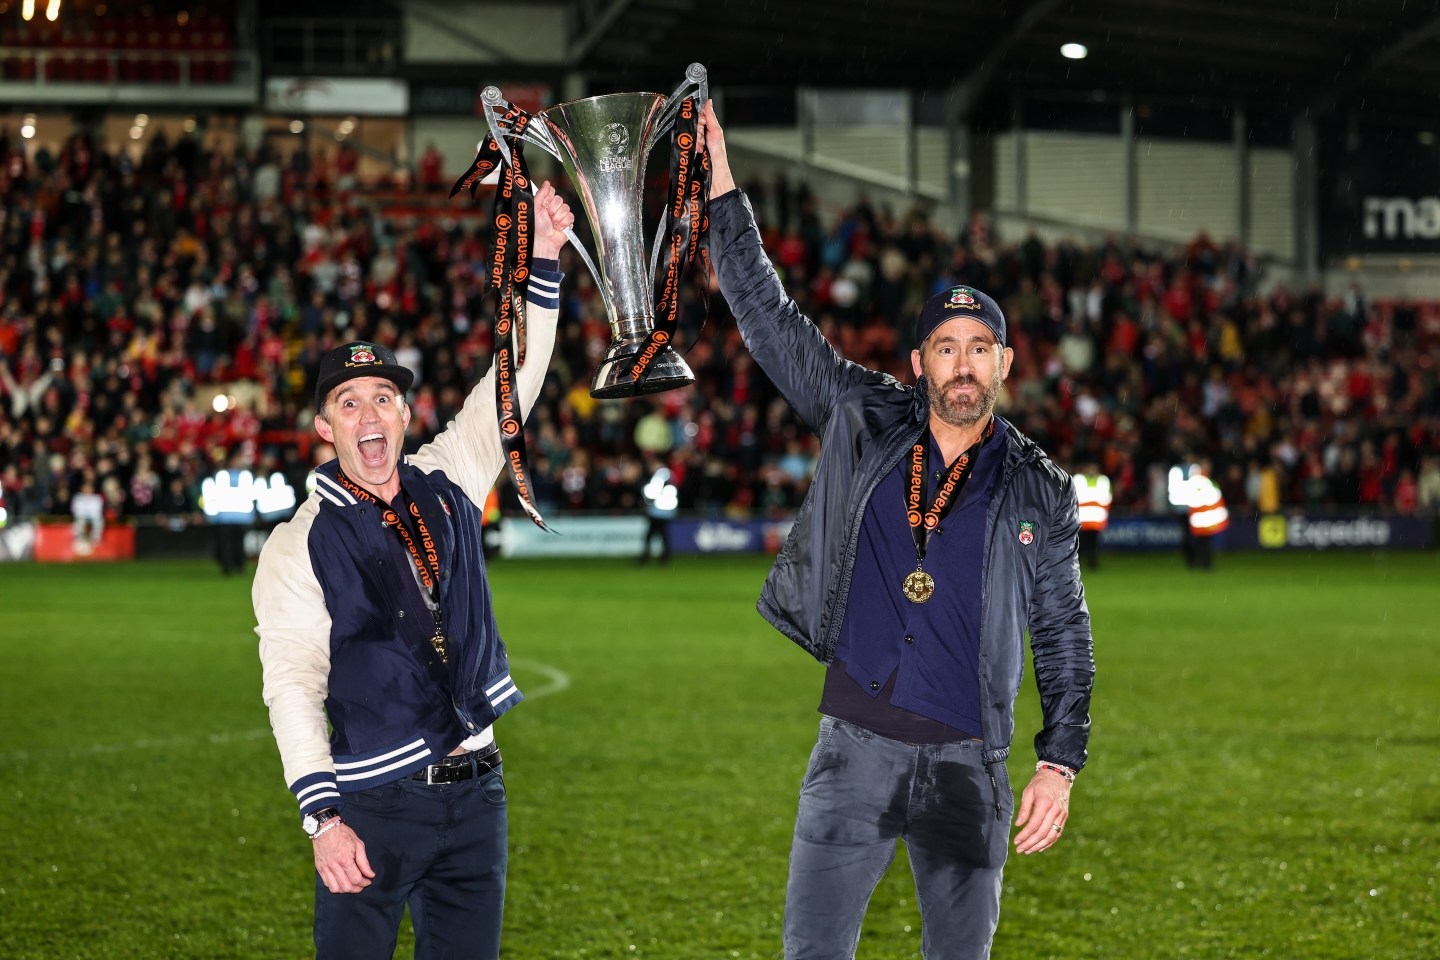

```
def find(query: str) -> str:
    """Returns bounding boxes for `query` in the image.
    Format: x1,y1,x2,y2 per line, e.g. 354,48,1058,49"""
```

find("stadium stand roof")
565,0,1440,131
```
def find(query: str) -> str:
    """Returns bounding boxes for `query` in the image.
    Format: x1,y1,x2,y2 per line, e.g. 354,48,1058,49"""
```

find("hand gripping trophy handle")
482,64,709,398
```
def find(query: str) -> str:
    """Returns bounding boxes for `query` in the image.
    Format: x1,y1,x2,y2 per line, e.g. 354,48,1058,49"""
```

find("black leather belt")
412,744,501,785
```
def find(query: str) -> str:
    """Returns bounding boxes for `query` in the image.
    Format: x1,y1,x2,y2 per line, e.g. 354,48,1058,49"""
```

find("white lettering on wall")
1363,196,1440,239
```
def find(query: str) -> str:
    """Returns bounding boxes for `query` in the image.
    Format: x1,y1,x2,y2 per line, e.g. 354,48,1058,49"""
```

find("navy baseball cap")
916,285,1007,348
314,341,415,408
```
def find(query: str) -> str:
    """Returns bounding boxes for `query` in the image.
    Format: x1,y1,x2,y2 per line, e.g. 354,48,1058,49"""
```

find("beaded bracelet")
310,816,344,841
1036,760,1076,783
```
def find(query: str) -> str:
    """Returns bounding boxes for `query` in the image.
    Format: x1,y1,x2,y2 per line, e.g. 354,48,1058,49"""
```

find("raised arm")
408,182,574,501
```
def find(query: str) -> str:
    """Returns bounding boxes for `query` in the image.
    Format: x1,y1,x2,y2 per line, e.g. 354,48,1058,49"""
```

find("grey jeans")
783,717,1013,960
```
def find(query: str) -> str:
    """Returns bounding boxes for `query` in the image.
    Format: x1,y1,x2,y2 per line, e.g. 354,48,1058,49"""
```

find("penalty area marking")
2,658,573,764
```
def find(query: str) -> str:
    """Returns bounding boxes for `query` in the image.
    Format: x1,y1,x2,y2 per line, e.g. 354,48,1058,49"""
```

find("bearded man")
702,103,1095,960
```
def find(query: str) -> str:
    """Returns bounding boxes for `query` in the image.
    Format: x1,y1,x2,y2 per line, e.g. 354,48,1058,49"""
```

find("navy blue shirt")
823,417,1009,739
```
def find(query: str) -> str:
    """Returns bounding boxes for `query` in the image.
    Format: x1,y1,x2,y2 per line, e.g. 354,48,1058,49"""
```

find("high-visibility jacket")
1188,476,1229,536
1073,474,1111,531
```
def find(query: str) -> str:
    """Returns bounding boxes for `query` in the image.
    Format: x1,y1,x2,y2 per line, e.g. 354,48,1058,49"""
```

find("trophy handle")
480,85,561,162
646,63,708,289
649,62,708,152
480,86,607,310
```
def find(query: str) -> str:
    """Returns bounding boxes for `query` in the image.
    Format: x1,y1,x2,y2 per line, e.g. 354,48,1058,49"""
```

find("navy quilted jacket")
710,191,1094,771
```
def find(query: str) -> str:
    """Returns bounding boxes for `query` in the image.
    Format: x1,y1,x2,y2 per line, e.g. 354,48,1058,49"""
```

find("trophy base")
590,345,696,399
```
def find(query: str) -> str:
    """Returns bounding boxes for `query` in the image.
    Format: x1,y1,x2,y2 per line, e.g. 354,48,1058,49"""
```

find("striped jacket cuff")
526,261,562,309
484,671,521,710
291,772,343,815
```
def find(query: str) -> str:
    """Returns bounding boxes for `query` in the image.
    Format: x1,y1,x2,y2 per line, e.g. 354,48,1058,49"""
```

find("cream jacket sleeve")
408,269,561,505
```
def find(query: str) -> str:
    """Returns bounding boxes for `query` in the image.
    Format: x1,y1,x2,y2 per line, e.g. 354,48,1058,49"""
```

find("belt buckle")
425,764,441,785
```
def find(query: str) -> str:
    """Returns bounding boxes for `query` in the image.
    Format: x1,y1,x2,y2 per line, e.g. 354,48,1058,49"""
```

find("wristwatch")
301,807,342,838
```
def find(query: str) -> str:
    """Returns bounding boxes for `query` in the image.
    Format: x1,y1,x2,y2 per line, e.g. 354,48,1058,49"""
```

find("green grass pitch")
1,550,1437,959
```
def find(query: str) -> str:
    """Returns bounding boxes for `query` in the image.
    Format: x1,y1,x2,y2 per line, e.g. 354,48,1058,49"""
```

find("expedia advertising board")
1322,127,1440,256
1234,515,1430,551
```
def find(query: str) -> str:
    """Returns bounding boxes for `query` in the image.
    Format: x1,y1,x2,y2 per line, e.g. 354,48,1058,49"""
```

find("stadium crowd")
3,125,1440,534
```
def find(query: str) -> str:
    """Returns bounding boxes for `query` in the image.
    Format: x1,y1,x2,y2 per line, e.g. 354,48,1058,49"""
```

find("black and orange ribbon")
451,110,551,531
904,418,996,564
630,96,712,385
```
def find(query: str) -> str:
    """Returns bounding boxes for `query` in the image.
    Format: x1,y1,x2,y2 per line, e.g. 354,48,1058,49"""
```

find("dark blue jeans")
784,718,1013,960
314,765,508,960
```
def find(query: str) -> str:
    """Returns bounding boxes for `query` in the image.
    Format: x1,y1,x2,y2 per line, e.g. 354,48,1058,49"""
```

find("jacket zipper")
985,761,1003,820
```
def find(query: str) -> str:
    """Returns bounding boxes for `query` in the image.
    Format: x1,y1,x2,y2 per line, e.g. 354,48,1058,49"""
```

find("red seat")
208,27,233,82
119,25,143,80
4,52,37,81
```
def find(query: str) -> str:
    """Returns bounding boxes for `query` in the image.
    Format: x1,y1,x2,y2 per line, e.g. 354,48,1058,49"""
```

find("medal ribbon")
904,418,995,566
336,471,449,663
450,108,551,531
630,96,712,384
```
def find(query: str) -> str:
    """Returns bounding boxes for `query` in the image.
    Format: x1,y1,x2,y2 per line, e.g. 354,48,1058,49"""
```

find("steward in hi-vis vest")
1176,461,1227,570
1072,465,1111,571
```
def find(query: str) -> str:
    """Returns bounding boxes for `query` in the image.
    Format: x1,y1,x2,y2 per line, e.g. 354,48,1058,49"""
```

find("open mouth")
357,432,388,467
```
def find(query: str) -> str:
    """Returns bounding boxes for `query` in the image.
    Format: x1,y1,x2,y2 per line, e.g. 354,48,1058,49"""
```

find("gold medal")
902,569,935,603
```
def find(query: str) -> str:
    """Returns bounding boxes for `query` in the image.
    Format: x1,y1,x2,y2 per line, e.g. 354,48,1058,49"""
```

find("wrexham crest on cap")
347,344,378,366
1018,520,1035,545
945,286,981,311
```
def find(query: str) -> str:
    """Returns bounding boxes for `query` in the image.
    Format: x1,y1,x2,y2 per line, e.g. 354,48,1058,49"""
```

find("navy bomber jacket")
709,191,1095,772
254,265,561,817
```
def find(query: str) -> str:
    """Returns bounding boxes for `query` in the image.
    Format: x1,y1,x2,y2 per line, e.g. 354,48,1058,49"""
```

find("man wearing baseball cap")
703,103,1094,959
254,183,575,959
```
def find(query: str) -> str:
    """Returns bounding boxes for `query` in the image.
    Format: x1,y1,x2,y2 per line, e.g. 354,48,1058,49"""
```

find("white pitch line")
508,657,572,700
1,659,573,765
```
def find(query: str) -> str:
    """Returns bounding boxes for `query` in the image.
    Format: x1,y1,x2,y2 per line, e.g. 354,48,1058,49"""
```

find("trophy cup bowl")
483,65,707,399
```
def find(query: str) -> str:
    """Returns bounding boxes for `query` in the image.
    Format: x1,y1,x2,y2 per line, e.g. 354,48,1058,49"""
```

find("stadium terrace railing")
0,47,258,104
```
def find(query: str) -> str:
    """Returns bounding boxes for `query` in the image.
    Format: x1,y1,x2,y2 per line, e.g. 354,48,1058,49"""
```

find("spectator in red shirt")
418,142,445,193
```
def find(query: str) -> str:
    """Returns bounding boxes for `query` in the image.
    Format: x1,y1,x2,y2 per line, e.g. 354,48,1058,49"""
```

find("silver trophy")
482,64,708,398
